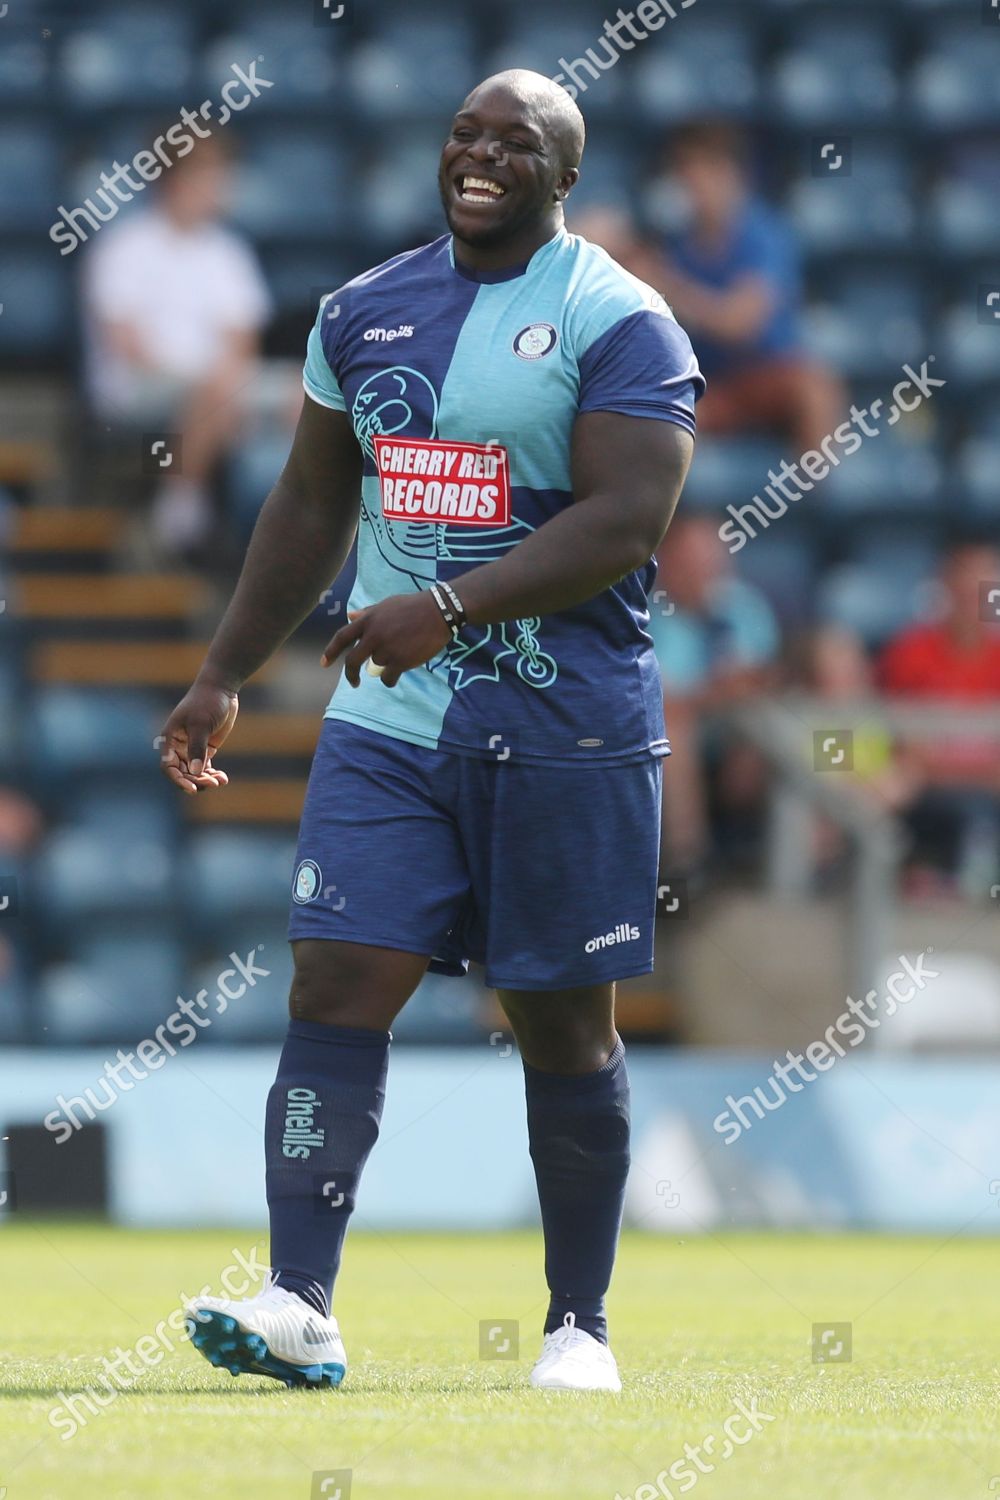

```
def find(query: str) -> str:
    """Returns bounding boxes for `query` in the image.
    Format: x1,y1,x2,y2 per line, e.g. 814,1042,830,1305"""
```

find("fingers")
159,722,229,796
321,610,368,668
343,637,373,688
160,757,227,796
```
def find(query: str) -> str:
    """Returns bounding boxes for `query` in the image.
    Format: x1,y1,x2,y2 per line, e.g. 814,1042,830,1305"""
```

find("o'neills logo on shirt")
373,436,511,526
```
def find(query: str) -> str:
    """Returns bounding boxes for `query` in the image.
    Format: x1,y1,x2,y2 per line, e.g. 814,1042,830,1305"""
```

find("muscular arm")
329,411,694,688
160,395,362,790
457,412,694,624
198,396,362,692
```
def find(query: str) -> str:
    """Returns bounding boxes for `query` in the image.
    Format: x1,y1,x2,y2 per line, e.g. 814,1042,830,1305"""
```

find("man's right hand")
159,682,239,796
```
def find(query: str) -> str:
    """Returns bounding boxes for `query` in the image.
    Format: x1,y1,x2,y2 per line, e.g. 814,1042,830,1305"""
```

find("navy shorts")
288,720,662,991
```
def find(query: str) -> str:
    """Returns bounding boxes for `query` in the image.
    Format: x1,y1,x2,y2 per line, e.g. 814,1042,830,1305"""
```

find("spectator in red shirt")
879,540,1000,893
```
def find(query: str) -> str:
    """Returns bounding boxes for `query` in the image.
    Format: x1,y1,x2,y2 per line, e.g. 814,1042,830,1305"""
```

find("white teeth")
460,175,504,201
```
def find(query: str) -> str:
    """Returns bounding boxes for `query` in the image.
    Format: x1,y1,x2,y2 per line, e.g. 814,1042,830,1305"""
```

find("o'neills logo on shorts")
373,437,511,526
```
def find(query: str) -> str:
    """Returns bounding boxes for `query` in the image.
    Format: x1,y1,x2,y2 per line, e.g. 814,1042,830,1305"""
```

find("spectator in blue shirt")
649,514,780,876
644,120,844,455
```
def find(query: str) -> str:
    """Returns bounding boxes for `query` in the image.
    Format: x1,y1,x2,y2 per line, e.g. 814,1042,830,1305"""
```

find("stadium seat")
201,14,344,114
956,438,1000,516
788,142,916,254
632,17,758,123
487,14,629,114
909,21,1000,129
937,306,1000,385
849,527,939,583
349,12,478,118
733,531,818,626
31,826,175,928
679,437,787,513
354,131,446,245
0,253,73,356
0,986,30,1044
225,430,290,539
230,131,350,239
0,125,62,230
38,929,185,1044
58,8,196,107
816,561,931,648
31,687,164,778
562,137,637,212
0,660,22,775
803,272,927,382
822,434,943,515
259,249,356,318
930,178,1000,257
186,919,292,1041
770,17,898,125
0,26,51,103
0,937,32,1042
183,829,298,935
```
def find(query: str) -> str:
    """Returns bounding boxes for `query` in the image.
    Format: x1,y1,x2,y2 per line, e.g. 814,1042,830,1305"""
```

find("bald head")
440,69,585,264
464,70,586,173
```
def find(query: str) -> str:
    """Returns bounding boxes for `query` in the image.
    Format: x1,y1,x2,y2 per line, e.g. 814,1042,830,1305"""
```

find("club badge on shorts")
292,859,322,904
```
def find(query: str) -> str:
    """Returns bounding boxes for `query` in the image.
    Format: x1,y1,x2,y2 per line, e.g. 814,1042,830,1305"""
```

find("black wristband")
429,584,465,641
435,580,467,631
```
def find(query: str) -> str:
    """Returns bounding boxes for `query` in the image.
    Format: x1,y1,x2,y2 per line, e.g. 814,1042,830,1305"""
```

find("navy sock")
265,1019,389,1318
524,1039,630,1346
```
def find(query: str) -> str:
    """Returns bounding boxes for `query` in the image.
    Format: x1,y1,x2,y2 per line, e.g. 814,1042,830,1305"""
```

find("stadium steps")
30,640,276,687
0,439,56,487
8,505,126,554
186,777,306,824
13,573,211,620
223,712,320,757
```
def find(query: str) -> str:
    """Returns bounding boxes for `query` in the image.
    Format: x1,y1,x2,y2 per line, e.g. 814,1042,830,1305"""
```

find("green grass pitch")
1,1224,998,1500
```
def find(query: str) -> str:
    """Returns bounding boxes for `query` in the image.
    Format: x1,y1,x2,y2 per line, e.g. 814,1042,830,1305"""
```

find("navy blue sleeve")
577,309,706,436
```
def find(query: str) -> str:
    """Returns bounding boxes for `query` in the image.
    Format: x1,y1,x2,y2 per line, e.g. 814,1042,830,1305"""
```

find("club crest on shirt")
512,323,558,361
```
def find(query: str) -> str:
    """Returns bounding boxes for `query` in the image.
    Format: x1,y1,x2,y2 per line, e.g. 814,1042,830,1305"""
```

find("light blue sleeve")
302,300,347,411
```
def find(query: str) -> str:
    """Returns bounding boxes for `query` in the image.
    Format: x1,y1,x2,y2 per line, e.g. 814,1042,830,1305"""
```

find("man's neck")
452,215,563,273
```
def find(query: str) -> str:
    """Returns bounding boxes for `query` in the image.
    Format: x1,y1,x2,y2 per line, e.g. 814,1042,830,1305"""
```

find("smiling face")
438,72,583,264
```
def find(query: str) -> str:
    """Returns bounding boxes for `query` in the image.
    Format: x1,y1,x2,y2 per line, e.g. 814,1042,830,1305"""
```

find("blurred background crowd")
1,0,998,1056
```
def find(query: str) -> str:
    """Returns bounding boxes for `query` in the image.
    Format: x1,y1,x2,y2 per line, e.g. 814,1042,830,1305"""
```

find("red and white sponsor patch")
373,437,511,526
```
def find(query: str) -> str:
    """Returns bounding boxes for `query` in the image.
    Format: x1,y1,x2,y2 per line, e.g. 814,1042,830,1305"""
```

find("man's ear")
555,166,581,201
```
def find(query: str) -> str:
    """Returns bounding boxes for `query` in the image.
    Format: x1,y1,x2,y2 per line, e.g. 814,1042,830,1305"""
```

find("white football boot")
529,1312,622,1392
185,1280,346,1388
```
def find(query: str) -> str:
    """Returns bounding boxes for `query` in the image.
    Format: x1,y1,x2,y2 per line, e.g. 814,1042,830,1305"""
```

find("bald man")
167,71,704,1393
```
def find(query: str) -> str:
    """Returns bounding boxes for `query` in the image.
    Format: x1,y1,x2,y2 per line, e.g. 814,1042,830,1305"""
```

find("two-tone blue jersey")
303,227,704,766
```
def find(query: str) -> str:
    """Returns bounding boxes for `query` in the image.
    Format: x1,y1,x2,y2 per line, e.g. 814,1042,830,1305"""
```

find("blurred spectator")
641,120,844,455
789,627,919,881
878,539,1000,894
649,515,780,876
567,205,665,284
82,133,271,556
0,786,43,858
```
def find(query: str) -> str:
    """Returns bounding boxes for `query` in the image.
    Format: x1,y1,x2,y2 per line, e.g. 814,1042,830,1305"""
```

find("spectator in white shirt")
84,133,271,555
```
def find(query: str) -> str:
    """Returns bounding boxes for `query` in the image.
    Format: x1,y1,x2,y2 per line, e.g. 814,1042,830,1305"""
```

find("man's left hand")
322,590,453,688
